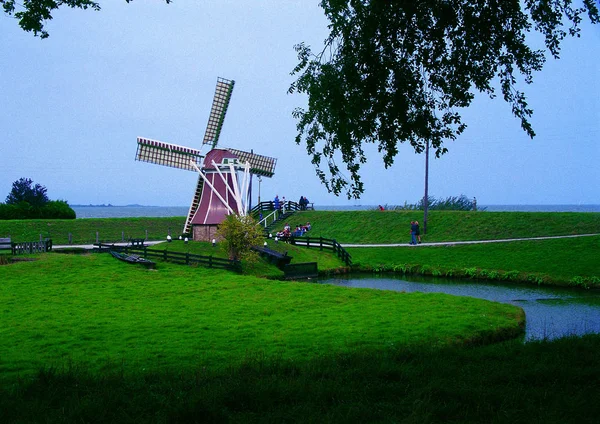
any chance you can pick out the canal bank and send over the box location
[320,274,600,341]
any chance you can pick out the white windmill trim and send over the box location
[239,162,251,214]
[191,161,236,216]
[210,160,244,215]
[227,162,245,215]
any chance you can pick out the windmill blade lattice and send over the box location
[135,137,202,171]
[202,77,235,149]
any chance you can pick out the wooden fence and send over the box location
[11,239,53,255]
[95,243,241,272]
[288,236,352,267]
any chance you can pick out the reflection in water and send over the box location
[319,275,600,341]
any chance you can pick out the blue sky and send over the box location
[1,1,599,207]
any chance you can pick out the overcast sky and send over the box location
[1,1,599,207]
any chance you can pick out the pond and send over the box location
[319,274,600,341]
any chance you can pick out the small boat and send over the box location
[109,250,156,269]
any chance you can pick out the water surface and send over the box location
[319,274,600,341]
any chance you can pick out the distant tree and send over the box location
[1,178,75,219]
[215,214,263,265]
[290,0,600,199]
[1,0,171,39]
[6,177,49,207]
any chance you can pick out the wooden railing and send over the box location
[288,236,352,267]
[250,200,305,216]
[11,239,53,255]
[94,243,241,272]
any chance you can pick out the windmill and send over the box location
[135,77,277,241]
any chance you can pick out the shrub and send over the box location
[0,200,75,220]
[215,215,263,263]
[378,195,485,211]
[464,267,478,278]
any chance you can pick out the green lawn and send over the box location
[2,213,599,422]
[294,210,600,243]
[349,235,600,287]
[2,211,599,246]
[0,217,185,244]
[0,253,523,382]
[147,239,347,278]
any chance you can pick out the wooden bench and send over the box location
[252,245,293,268]
[0,237,12,254]
[283,262,318,280]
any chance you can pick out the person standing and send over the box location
[410,221,418,245]
[274,195,280,211]
[415,221,422,244]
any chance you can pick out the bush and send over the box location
[42,200,76,219]
[378,195,485,211]
[0,200,76,220]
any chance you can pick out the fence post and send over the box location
[122,231,125,242]
[186,252,189,265]
[69,233,72,244]
[144,246,147,258]
[96,232,99,243]
[209,256,212,268]
[164,250,167,261]
[145,230,148,241]
[39,234,42,242]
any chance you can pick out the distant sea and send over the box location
[72,204,600,218]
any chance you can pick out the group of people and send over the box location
[298,196,311,210]
[272,195,311,211]
[410,220,421,245]
[274,221,312,241]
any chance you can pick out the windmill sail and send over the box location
[226,148,277,177]
[202,77,235,149]
[183,175,204,235]
[135,137,202,171]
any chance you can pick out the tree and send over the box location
[1,0,171,39]
[6,177,49,207]
[215,214,264,265]
[289,0,599,199]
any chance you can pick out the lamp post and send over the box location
[257,176,262,204]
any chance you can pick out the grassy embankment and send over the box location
[2,211,599,286]
[0,217,185,245]
[291,210,600,288]
[294,210,600,243]
[1,211,599,421]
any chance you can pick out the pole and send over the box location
[423,140,430,235]
[257,176,262,205]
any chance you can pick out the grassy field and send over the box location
[2,335,598,423]
[0,217,185,244]
[1,211,599,422]
[2,210,599,246]
[0,254,522,375]
[146,239,347,279]
[0,252,598,422]
[349,235,600,287]
[293,210,600,243]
